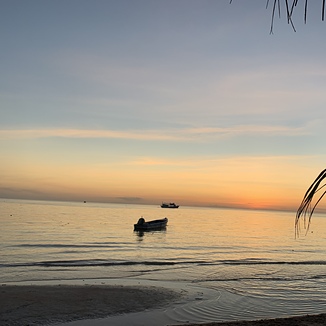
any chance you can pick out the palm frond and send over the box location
[231,0,325,33]
[295,169,326,237]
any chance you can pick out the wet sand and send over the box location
[1,284,325,326]
[0,284,181,325]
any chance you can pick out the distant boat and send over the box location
[161,202,179,208]
[134,217,168,231]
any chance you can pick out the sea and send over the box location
[1,198,326,325]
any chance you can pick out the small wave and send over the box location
[220,259,326,266]
[0,259,207,268]
[193,276,313,283]
[12,243,130,249]
[2,257,326,268]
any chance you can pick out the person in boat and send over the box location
[137,217,145,225]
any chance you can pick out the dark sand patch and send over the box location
[0,284,181,326]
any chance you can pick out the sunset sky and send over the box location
[1,1,326,211]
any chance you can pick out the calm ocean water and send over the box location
[2,198,326,323]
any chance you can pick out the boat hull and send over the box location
[161,203,179,208]
[134,217,168,231]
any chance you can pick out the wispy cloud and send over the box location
[0,124,311,141]
[129,153,326,168]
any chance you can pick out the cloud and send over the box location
[0,123,311,142]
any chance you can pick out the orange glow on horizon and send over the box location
[0,150,323,212]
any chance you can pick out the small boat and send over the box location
[161,202,179,208]
[134,217,168,231]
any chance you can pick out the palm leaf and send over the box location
[295,169,326,237]
[230,0,326,33]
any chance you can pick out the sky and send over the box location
[1,0,326,211]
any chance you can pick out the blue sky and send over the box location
[1,1,326,210]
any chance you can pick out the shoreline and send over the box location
[179,314,326,326]
[1,283,325,326]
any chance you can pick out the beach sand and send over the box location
[179,314,326,326]
[1,284,325,326]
